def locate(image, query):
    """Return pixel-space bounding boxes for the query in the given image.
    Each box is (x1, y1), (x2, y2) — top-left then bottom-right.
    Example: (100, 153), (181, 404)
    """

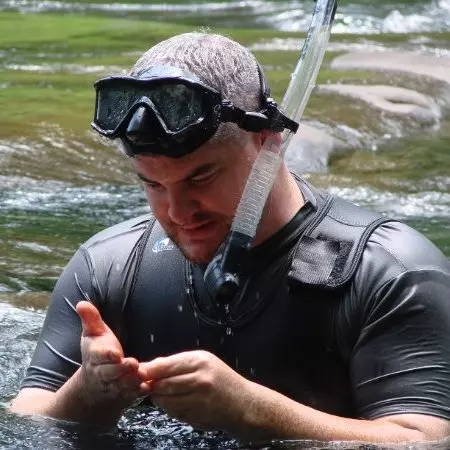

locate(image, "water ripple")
(2, 63), (126, 75)
(1, 0), (450, 34)
(328, 185), (450, 219)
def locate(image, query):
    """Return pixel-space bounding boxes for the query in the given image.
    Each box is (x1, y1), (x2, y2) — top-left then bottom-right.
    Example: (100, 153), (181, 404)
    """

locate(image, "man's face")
(132, 135), (259, 264)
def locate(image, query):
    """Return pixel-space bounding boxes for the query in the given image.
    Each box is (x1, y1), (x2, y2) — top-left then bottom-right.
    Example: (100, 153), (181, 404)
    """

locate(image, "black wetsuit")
(22, 179), (450, 421)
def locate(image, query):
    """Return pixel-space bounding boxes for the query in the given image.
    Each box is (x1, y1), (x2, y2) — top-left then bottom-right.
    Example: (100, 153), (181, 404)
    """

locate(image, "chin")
(170, 233), (225, 265)
(163, 221), (230, 264)
(178, 242), (219, 265)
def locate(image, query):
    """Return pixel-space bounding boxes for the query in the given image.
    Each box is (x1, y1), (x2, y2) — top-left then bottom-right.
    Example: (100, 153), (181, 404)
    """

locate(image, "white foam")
(4, 63), (126, 75)
(2, 0), (449, 34)
(2, 0), (265, 13)
(327, 185), (450, 219)
(382, 10), (434, 33)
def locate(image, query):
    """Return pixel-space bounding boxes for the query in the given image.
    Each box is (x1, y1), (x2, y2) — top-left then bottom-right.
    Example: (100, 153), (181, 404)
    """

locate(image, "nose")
(167, 186), (198, 225)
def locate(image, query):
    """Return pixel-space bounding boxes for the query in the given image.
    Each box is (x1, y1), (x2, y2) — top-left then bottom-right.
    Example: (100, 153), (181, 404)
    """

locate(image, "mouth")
(179, 221), (218, 240)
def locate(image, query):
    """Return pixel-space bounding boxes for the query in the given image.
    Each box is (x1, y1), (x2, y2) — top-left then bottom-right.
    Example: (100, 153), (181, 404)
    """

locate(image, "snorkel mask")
(91, 65), (298, 158)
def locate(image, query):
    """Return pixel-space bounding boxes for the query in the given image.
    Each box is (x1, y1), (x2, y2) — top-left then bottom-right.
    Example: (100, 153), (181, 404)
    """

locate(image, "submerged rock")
(285, 123), (345, 174)
(317, 84), (441, 124)
(331, 51), (450, 87)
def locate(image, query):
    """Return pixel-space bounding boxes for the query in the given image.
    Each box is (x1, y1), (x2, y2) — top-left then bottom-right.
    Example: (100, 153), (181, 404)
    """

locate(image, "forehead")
(132, 139), (238, 182)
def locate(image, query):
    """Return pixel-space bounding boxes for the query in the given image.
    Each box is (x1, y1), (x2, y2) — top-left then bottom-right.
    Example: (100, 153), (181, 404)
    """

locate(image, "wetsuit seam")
(128, 216), (156, 308)
(83, 214), (151, 248)
(79, 245), (103, 309)
(355, 266), (449, 343)
(369, 240), (408, 272)
(358, 271), (404, 332)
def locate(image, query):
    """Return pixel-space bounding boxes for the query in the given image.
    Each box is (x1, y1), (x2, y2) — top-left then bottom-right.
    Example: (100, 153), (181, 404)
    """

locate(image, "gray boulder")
(317, 84), (440, 123)
(284, 123), (344, 173)
(331, 51), (450, 87)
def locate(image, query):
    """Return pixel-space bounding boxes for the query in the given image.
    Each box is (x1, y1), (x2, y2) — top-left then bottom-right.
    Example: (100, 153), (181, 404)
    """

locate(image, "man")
(10, 32), (450, 444)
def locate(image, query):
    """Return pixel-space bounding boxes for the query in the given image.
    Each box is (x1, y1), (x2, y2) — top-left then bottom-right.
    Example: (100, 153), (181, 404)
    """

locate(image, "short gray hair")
(130, 32), (263, 145)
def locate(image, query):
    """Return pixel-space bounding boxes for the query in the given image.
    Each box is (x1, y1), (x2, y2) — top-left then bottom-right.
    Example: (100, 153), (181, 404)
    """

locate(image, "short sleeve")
(351, 268), (450, 420)
(20, 248), (96, 392)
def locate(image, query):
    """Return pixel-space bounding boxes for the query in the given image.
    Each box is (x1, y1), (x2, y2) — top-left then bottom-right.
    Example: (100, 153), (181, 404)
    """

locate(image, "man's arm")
(10, 301), (151, 427)
(10, 370), (121, 427)
(139, 350), (450, 443)
(239, 379), (450, 442)
(9, 243), (150, 427)
(11, 369), (145, 428)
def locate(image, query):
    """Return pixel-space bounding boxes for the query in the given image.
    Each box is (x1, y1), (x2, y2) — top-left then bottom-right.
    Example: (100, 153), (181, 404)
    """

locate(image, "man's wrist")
(50, 368), (123, 427)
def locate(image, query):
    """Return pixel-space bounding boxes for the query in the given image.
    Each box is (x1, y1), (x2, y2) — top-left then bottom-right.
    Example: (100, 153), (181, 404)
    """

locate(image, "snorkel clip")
(204, 231), (251, 304)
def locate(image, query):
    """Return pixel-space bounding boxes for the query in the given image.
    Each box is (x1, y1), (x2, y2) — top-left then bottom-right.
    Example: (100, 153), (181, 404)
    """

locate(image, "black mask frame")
(91, 64), (298, 158)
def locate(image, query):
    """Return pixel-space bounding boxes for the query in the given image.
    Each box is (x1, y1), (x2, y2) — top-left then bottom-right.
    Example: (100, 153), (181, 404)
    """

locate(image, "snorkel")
(204, 0), (338, 304)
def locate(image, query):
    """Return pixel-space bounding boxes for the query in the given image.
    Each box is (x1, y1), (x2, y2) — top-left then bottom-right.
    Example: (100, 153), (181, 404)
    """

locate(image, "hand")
(76, 301), (151, 410)
(139, 350), (252, 433)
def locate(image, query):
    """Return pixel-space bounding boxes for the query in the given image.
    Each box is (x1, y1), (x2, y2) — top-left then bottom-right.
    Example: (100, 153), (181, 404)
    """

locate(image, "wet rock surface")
(331, 51), (450, 87)
(285, 123), (345, 173)
(317, 84), (440, 123)
(292, 50), (450, 170)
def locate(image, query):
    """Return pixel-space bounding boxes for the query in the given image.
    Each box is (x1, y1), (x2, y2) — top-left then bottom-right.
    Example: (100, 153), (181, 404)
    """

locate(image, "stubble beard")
(163, 218), (232, 265)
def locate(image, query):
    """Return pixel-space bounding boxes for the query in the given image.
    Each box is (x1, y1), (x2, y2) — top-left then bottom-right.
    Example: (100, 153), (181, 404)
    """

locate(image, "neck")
(252, 165), (304, 247)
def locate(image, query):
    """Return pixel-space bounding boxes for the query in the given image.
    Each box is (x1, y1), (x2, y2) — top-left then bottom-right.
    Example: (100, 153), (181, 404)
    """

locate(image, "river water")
(2, 0), (450, 34)
(0, 0), (449, 448)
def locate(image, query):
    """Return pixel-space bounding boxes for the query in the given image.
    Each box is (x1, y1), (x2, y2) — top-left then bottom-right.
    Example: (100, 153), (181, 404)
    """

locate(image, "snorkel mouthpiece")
(204, 231), (251, 304)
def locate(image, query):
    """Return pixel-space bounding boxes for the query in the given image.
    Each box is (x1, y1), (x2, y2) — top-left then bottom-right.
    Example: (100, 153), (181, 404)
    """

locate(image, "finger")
(89, 346), (122, 365)
(150, 373), (197, 396)
(139, 352), (202, 381)
(114, 372), (151, 402)
(139, 380), (153, 395)
(76, 301), (108, 337)
(96, 357), (139, 381)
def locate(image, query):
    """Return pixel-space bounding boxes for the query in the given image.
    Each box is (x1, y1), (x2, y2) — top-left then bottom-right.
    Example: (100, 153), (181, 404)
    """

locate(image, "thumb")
(76, 300), (108, 337)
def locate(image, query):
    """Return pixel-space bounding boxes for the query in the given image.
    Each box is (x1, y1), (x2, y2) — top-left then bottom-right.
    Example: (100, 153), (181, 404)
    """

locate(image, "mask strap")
(255, 60), (271, 108)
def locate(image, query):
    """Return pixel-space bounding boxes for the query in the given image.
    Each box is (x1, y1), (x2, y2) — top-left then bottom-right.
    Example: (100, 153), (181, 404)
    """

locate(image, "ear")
(258, 130), (283, 148)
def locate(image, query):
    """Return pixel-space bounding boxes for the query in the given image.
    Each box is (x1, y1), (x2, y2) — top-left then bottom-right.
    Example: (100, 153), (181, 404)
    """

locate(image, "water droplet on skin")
(150, 334), (154, 343)
(178, 304), (183, 312)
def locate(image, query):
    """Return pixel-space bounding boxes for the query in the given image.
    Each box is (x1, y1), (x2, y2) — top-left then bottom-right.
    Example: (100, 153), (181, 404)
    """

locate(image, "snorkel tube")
(204, 0), (338, 304)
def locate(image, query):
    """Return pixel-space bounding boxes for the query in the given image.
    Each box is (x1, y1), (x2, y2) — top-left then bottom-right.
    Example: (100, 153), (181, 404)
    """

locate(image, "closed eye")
(189, 170), (220, 186)
(143, 180), (163, 190)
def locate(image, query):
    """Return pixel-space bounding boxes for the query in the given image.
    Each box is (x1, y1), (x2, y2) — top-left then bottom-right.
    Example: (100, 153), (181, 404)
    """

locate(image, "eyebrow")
(136, 162), (218, 184)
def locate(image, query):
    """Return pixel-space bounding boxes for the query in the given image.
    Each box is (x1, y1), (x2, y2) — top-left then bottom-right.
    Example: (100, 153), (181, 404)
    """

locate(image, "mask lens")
(96, 85), (149, 131)
(96, 83), (204, 132)
(148, 84), (204, 131)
